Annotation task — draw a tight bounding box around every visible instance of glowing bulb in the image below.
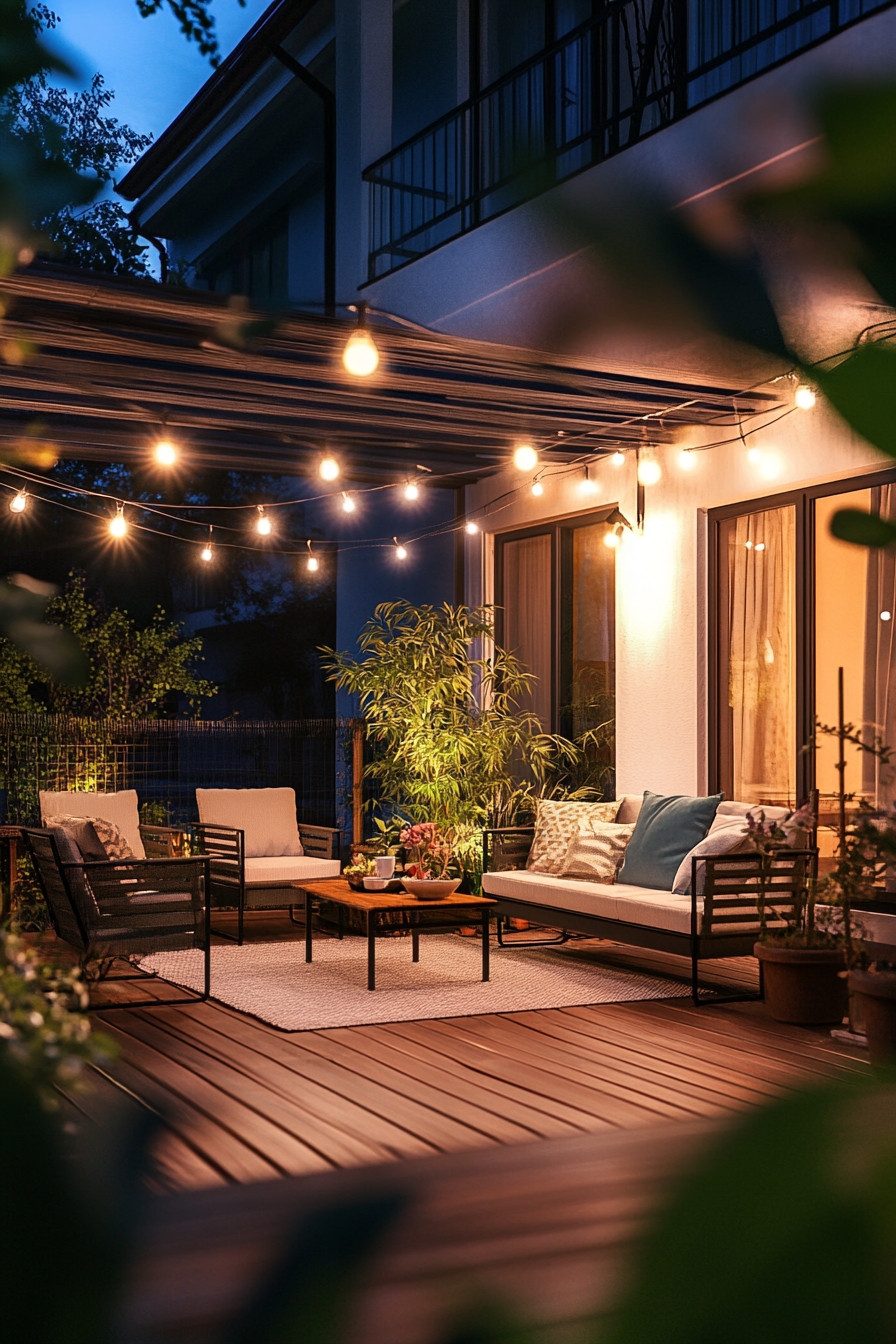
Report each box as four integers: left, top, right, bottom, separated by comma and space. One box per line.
394, 537, 408, 560
256, 507, 272, 536
882, 610, 892, 622
746, 446, 763, 465
678, 449, 696, 472
342, 329, 379, 377
307, 554, 319, 572
795, 383, 816, 410
404, 482, 419, 500
154, 439, 177, 466
9, 489, 27, 513
745, 540, 753, 549
637, 457, 662, 487
610, 451, 625, 467
578, 469, 599, 496
754, 541, 766, 552
531, 479, 544, 497
341, 492, 355, 513
759, 454, 781, 480
109, 507, 127, 538
201, 543, 213, 562
465, 520, 479, 535
603, 526, 622, 549
513, 443, 538, 472
320, 457, 340, 481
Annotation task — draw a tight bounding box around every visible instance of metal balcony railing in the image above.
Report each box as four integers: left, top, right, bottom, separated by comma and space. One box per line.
363, 0, 893, 281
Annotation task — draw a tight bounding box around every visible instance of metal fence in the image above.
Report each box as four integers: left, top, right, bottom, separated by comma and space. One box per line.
364, 0, 894, 280
0, 715, 338, 830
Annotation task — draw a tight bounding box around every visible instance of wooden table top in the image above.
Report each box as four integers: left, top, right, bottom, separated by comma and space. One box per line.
293, 877, 496, 911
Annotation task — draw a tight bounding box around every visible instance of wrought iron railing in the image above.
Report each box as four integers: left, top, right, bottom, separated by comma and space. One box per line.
364, 0, 893, 280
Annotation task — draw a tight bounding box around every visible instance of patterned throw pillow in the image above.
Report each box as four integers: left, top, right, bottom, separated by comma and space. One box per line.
526, 798, 621, 875
83, 816, 136, 863
54, 815, 109, 861
559, 819, 636, 882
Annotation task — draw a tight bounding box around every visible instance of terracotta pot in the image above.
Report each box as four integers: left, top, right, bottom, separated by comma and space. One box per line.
401, 878, 461, 901
849, 969, 896, 1064
754, 942, 847, 1025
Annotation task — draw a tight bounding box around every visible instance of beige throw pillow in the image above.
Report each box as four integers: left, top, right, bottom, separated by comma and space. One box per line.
527, 798, 621, 875
560, 819, 636, 882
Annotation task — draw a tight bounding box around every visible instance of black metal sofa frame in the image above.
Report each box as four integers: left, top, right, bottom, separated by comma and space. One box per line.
483, 828, 816, 1005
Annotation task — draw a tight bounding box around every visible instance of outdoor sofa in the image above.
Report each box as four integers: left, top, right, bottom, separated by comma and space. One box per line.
482, 792, 814, 1004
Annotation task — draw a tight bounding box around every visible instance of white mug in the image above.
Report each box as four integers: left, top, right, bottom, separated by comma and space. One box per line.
375, 855, 396, 879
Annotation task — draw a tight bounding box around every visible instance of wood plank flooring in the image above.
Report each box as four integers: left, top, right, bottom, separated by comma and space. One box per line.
73, 914, 869, 1194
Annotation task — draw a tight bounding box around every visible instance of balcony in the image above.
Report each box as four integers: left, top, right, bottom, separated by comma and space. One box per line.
363, 0, 893, 282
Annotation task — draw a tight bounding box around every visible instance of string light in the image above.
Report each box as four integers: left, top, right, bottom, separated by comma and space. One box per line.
201, 528, 214, 562
342, 303, 379, 377
109, 504, 128, 538
795, 383, 816, 410
256, 506, 272, 536
306, 540, 319, 572
637, 456, 662, 486
404, 481, 419, 500
320, 456, 340, 481
610, 451, 625, 467
9, 488, 27, 513
755, 541, 766, 552
603, 524, 624, 549
465, 520, 479, 535
758, 454, 781, 480
394, 537, 408, 560
881, 610, 892, 621
746, 446, 763, 465
531, 479, 544, 497
578, 465, 599, 496
153, 439, 178, 466
677, 449, 696, 472
513, 443, 538, 472
341, 492, 355, 513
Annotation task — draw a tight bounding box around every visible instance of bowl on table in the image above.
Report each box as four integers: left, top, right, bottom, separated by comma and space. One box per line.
400, 878, 461, 901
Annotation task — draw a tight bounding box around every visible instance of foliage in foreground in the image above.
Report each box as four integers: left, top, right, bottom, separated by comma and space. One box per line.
0, 571, 216, 715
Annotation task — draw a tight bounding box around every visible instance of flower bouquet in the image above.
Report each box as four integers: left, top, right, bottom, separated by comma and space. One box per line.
399, 822, 461, 899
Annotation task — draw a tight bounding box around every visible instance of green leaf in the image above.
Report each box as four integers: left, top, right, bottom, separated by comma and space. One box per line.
830, 508, 896, 548
812, 345, 896, 458
0, 575, 89, 685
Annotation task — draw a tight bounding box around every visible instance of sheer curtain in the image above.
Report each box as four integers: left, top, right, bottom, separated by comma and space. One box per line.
503, 533, 552, 729
863, 484, 896, 807
727, 506, 796, 806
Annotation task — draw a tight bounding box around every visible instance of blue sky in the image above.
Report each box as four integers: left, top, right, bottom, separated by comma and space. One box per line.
45, 0, 271, 144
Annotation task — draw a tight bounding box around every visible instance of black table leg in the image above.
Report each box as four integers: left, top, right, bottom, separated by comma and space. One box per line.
412, 928, 420, 963
367, 911, 376, 990
305, 890, 313, 963
481, 907, 490, 981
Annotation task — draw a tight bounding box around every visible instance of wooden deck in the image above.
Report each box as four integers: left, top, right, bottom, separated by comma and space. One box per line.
67, 914, 869, 1195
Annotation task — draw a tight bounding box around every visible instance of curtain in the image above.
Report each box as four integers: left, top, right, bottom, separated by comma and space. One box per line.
863, 484, 896, 807
727, 506, 796, 806
503, 533, 552, 729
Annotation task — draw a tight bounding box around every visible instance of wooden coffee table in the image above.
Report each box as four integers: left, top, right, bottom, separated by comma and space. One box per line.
293, 878, 497, 990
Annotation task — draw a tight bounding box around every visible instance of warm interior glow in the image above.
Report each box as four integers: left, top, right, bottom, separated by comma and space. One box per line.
9, 490, 27, 513
618, 512, 678, 643
320, 457, 340, 481
531, 480, 544, 497
795, 384, 816, 410
637, 457, 662, 487
153, 439, 177, 466
404, 482, 419, 500
109, 509, 127, 538
342, 330, 379, 377
513, 443, 538, 472
341, 492, 355, 513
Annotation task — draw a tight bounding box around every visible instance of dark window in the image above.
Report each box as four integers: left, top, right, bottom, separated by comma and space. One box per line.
393, 0, 459, 145
203, 210, 289, 304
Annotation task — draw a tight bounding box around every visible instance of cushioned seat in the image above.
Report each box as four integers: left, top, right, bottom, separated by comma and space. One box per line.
482, 868, 706, 934
244, 856, 341, 885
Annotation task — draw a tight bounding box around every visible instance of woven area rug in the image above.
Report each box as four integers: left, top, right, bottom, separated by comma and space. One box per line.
139, 935, 691, 1031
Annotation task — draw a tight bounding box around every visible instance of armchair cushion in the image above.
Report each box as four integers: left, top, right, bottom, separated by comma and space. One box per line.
40, 790, 145, 859
196, 788, 304, 858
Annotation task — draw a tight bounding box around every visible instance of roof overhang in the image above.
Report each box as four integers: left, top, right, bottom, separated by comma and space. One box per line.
0, 265, 780, 486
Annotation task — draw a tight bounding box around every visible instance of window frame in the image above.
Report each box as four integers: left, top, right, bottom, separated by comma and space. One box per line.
708, 467, 896, 804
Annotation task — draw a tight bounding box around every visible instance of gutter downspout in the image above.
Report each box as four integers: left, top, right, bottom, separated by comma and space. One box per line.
271, 43, 336, 317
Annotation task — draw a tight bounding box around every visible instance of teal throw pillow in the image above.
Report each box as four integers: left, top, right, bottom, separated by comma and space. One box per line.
617, 790, 723, 891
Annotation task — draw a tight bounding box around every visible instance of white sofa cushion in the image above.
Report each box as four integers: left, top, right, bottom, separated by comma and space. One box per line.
672, 819, 751, 895
196, 788, 304, 858
243, 856, 340, 886
482, 868, 705, 935
527, 798, 621, 874
559, 820, 636, 882
711, 801, 790, 829
40, 790, 145, 859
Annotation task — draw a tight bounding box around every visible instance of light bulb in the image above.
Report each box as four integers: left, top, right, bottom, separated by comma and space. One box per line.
531, 480, 544, 497
610, 451, 625, 467
881, 610, 892, 622
745, 540, 753, 549
320, 457, 340, 481
201, 543, 213, 562
578, 470, 599, 496
404, 482, 419, 500
394, 538, 408, 560
341, 492, 355, 513
678, 449, 696, 472
109, 507, 127, 538
795, 383, 816, 410
154, 439, 177, 466
513, 443, 538, 472
256, 508, 272, 536
307, 554, 319, 572
746, 446, 763, 465
9, 489, 27, 514
754, 541, 766, 552
465, 520, 479, 535
603, 526, 622, 549
342, 329, 379, 377
637, 457, 662, 487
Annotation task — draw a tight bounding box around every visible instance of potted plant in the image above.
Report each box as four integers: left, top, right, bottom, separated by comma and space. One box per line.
398, 822, 461, 899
